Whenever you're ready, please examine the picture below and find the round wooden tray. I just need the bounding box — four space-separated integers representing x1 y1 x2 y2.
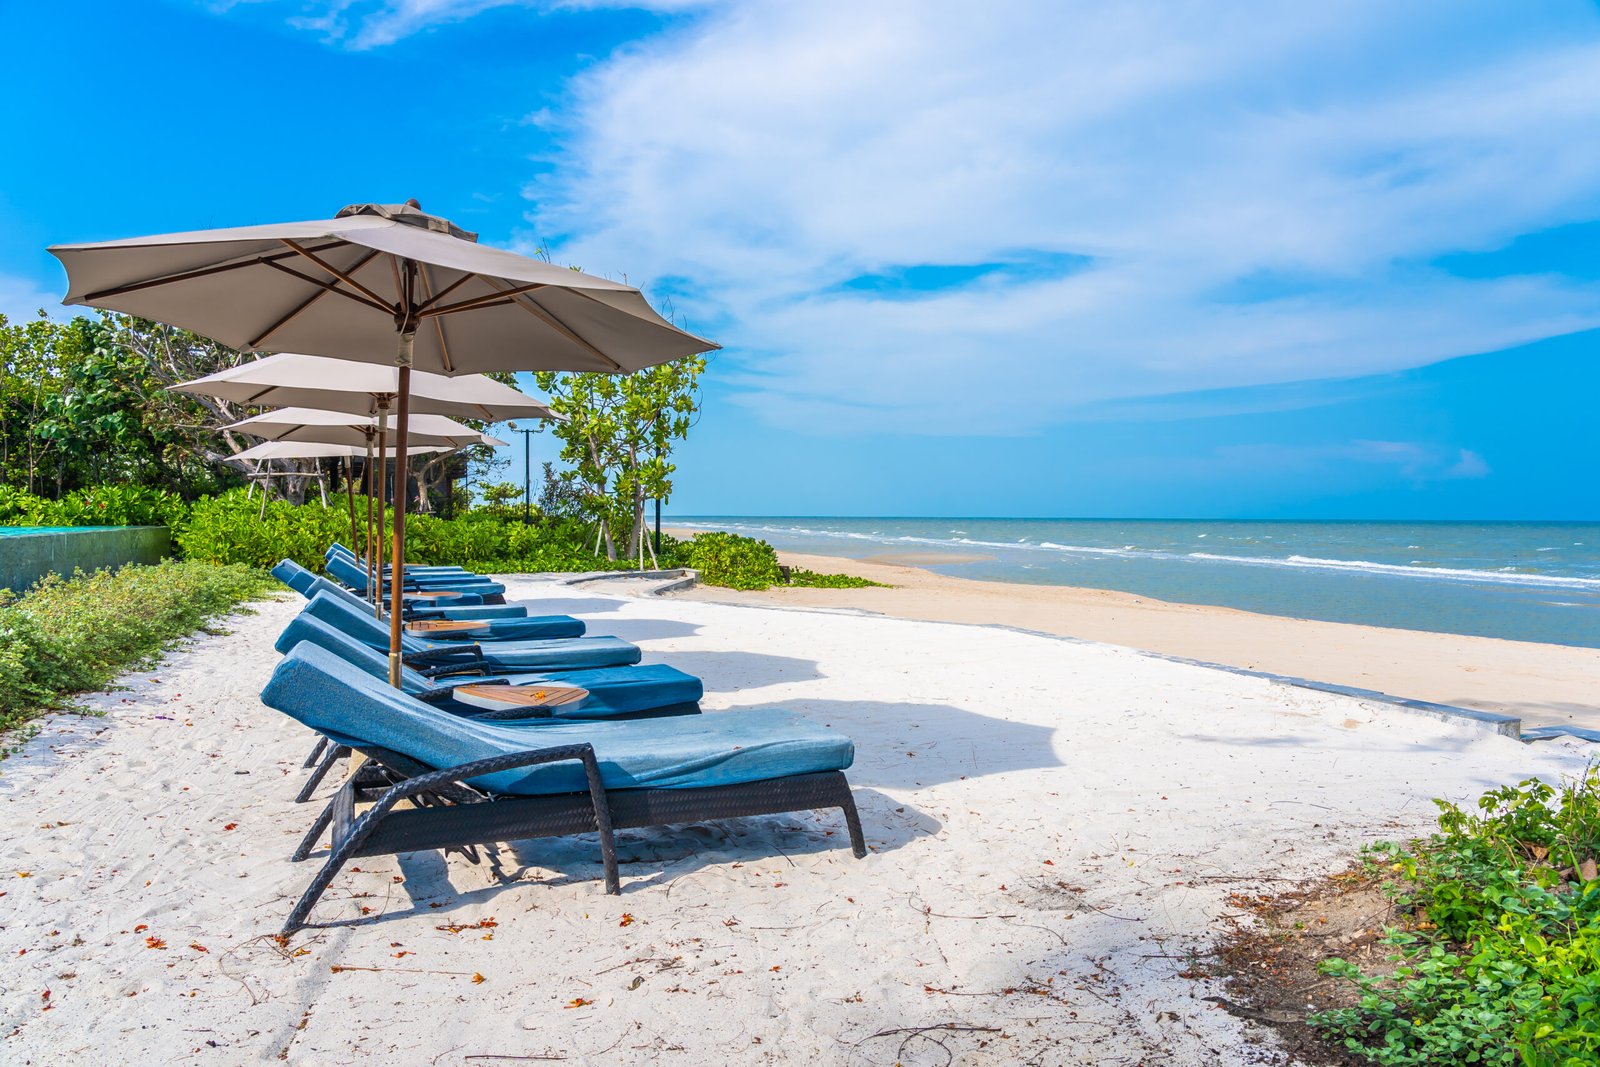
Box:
404 619 491 635
451 684 589 712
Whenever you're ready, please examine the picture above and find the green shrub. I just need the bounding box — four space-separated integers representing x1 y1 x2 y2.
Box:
0 561 276 750
176 489 359 569
669 531 782 590
0 484 188 529
1312 771 1600 1066
785 568 885 589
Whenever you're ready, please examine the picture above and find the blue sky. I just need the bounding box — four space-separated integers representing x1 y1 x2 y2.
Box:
3 1 1598 519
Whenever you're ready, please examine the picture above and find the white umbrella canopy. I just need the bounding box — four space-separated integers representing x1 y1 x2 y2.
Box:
172 353 556 422
50 201 716 375
227 407 488 449
232 440 451 462
49 199 718 686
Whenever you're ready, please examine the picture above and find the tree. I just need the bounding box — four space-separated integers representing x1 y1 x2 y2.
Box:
534 354 706 565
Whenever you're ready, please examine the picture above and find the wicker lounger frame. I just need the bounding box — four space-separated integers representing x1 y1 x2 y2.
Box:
282 741 866 934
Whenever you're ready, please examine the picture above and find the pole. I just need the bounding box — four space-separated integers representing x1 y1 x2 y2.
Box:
344 455 357 549
516 427 537 525
654 497 662 558
388 344 415 688
376 409 388 618
364 434 376 610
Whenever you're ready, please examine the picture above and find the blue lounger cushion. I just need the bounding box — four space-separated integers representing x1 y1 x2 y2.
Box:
298 578 581 640
300 592 642 670
328 544 475 577
276 612 702 717
263 643 852 795
301 575 528 621
325 554 506 597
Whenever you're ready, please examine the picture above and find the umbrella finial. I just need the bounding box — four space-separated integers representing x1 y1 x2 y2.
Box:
405 198 422 209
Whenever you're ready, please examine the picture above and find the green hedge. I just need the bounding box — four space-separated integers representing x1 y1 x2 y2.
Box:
0 484 189 529
0 561 276 751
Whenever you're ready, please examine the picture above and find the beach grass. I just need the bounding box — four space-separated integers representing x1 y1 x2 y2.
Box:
0 561 277 755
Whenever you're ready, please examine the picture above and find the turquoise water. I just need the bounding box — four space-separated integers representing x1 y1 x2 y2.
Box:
669 517 1600 648
0 525 124 535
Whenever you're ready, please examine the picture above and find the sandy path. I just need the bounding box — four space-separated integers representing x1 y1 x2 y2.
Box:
672 543 1600 732
0 580 1591 1065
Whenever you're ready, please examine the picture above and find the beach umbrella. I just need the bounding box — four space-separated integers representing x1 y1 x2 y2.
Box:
175 354 553 602
226 409 504 607
231 439 452 528
51 200 716 684
227 407 488 449
170 352 557 422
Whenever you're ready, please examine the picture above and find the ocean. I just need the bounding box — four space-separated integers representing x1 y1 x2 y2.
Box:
667 517 1600 648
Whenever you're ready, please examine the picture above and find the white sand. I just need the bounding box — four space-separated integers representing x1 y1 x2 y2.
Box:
1 578 1592 1065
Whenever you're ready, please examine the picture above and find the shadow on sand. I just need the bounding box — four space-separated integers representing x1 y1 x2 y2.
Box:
301 785 938 929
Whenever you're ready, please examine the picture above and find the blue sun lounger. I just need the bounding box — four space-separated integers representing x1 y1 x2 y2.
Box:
278 612 702 721
272 561 531 622
262 643 864 934
325 552 507 600
300 591 642 671
275 611 703 803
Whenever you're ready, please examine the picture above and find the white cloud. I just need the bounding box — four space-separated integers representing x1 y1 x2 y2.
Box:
0 274 68 326
525 0 1600 434
259 0 707 49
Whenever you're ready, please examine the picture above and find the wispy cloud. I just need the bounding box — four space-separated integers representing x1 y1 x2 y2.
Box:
524 1 1600 433
0 273 67 325
251 0 706 49
234 1 1600 437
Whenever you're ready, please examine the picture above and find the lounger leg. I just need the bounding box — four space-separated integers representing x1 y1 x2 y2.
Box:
292 798 336 862
579 749 620 895
836 781 867 859
302 736 328 769
295 745 350 804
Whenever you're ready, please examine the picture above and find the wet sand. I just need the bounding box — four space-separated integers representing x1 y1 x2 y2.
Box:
668 533 1600 731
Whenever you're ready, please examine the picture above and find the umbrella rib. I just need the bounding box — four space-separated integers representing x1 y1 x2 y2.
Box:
497 285 624 372
417 282 548 319
414 271 477 313
81 240 350 302
262 260 396 316
281 240 398 313
249 249 384 350
417 264 456 374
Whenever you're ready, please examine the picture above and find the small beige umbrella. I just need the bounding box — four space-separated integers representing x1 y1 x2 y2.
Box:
228 407 489 449
228 407 496 603
176 354 552 602
52 199 716 685
172 352 556 422
230 439 455 527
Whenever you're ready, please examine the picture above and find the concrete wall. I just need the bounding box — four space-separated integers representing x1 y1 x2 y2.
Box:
0 526 172 594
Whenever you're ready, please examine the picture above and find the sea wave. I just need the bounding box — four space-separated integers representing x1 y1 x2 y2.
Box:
669 520 1600 590
1188 553 1600 590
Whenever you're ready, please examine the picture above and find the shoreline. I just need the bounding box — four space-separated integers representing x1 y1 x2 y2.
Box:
665 530 1600 731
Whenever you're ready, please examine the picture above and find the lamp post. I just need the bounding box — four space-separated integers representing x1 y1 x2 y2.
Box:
515 426 538 524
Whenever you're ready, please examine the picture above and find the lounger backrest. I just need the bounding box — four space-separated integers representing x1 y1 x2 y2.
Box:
325 554 371 591
275 613 429 694
302 590 422 653
307 576 378 615
271 559 319 595
263 643 597 793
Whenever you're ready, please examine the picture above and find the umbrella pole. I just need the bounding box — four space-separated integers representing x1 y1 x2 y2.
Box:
345 456 357 551
376 414 389 618
364 435 376 610
387 343 415 687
